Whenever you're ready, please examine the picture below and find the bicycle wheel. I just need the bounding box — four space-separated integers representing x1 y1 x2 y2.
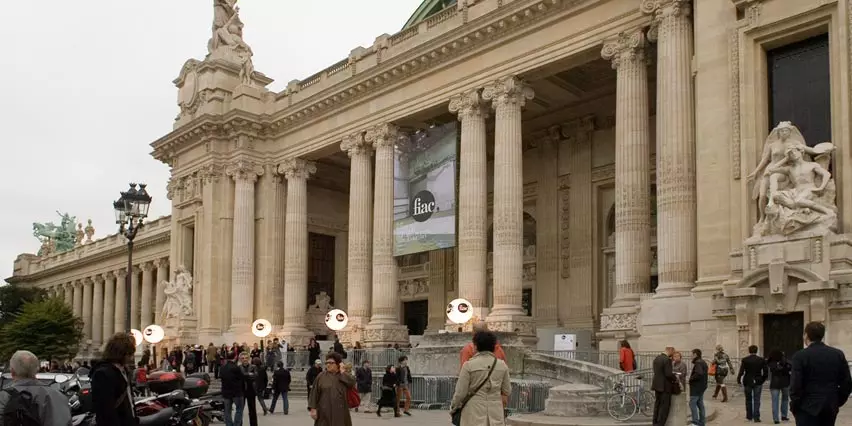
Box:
638 390 655 417
606 393 638 421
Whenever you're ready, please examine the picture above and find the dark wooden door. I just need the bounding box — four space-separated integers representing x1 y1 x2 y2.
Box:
762 312 804 359
308 233 336 307
403 300 428 336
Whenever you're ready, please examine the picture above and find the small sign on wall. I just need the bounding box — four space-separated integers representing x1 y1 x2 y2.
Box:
554 334 577 351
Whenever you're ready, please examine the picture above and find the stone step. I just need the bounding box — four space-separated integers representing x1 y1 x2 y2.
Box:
542 384 607 417
509 399 721 426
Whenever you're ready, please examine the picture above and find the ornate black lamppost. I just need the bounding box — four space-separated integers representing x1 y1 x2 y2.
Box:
113 183 152 333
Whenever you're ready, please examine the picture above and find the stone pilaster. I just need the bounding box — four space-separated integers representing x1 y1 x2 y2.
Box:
482 76 536 337
535 126 561 327
103 272 115 340
154 259 168 322
140 262 154 329
130 266 141 330
198 164 227 338
92 275 104 349
114 269 127 332
365 124 409 346
341 132 373 343
256 164 285 326
449 89 490 320
72 280 83 319
226 160 264 333
564 117 596 330
642 0 697 297
81 278 93 342
602 28 652 308
279 158 317 346
427 249 447 332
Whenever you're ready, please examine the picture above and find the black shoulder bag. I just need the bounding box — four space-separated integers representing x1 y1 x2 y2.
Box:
451 356 498 426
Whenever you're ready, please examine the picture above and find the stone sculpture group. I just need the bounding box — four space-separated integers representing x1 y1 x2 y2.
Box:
162 265 194 319
748 121 837 237
207 0 255 85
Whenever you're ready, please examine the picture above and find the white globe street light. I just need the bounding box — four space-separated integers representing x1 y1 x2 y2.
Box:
325 309 349 331
143 324 165 344
252 319 273 338
446 298 474 325
130 329 144 347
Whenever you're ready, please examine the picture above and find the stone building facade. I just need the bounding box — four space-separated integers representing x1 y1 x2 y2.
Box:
8 0 852 357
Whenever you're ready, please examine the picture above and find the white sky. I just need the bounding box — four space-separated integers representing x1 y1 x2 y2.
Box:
0 0 423 280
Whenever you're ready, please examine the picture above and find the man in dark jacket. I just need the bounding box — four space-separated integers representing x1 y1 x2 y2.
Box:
651 346 675 426
305 360 322 412
689 349 709 426
92 332 138 426
270 361 291 415
737 345 768 422
791 321 852 425
355 360 373 413
219 354 245 426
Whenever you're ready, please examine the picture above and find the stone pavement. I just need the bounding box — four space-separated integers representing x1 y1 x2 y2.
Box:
708 388 852 425
240 397 452 425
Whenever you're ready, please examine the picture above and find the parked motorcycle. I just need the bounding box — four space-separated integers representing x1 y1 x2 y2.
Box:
69 390 209 426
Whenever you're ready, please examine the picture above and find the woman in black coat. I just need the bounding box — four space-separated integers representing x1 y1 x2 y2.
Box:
767 350 792 423
91 333 138 426
252 357 269 415
376 365 399 417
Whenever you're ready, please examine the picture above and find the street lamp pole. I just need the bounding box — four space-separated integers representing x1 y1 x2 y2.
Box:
114 183 153 333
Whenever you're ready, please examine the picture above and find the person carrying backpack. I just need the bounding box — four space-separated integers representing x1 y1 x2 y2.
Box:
0 350 71 426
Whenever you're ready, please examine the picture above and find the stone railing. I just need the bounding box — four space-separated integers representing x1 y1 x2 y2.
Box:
12 215 171 276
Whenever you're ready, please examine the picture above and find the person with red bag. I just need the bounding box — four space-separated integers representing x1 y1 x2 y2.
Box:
308 352 356 426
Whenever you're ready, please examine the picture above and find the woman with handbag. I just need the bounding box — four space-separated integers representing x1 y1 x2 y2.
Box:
376 365 399 417
450 331 511 426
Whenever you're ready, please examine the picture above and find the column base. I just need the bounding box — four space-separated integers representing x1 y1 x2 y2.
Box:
363 324 409 348
198 328 224 345
485 311 536 342
336 320 368 347
653 284 693 299
280 326 315 348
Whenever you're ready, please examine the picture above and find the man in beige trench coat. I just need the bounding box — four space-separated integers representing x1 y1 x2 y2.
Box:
451 331 511 425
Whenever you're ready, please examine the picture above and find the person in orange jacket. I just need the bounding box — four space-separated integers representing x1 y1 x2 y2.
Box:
460 322 507 368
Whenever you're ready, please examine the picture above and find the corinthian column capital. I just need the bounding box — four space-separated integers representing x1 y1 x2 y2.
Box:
226 160 264 183
601 29 648 69
341 132 372 157
278 158 317 180
482 76 535 109
365 124 400 149
641 0 691 41
199 163 224 184
449 89 489 120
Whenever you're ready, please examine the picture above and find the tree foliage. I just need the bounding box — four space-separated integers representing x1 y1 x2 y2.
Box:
0 297 84 362
0 285 47 327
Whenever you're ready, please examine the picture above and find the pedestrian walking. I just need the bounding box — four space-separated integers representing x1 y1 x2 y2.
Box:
651 345 676 426
308 352 356 426
219 352 245 426
396 355 413 416
269 361 290 415
450 331 511 426
737 345 768 422
688 349 708 426
251 357 269 416
767 349 792 423
619 340 636 372
790 321 852 425
0 350 72 425
355 360 373 413
91 332 137 426
711 345 733 402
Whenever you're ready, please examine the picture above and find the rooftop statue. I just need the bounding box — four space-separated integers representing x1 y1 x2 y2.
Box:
32 211 79 256
748 121 837 236
207 0 255 85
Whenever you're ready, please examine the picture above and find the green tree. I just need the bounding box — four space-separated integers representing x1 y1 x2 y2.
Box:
0 285 47 327
0 297 84 362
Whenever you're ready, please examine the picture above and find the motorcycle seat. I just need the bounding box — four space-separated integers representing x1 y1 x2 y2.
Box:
138 407 175 426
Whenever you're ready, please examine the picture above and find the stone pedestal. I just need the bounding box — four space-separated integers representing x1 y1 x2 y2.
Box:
164 315 199 346
666 392 688 426
409 331 526 375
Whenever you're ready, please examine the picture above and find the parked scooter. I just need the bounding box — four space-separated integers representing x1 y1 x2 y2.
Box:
69 390 209 426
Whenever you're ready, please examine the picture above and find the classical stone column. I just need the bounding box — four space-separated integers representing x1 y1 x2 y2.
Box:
130 266 141 330
154 259 168 322
103 272 116 340
365 124 409 346
64 283 73 307
534 126 561 327
279 158 316 345
226 160 264 333
256 165 285 325
92 275 104 348
565 117 596 329
482 76 535 335
114 269 127 333
642 0 696 297
602 29 652 307
81 278 93 341
72 280 83 319
140 262 154 329
341 132 373 338
449 89 490 319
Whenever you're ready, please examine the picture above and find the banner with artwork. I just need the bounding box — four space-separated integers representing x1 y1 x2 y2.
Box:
393 122 458 256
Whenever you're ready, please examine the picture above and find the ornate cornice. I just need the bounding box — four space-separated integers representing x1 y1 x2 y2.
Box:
151 0 597 163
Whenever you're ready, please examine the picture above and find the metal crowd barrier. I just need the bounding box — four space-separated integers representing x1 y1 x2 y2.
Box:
365 375 550 413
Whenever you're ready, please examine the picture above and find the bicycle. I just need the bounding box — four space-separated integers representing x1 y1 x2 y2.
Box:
606 373 655 421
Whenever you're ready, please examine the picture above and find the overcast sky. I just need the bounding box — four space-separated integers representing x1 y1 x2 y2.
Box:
0 0 423 280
